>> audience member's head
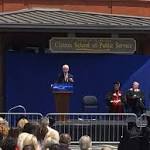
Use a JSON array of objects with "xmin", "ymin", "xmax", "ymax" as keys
[
  {"xmin": 0, "ymin": 117, "xmax": 9, "ymax": 126},
  {"xmin": 22, "ymin": 133, "xmax": 39, "ymax": 150},
  {"xmin": 40, "ymin": 117, "xmax": 49, "ymax": 127},
  {"xmin": 59, "ymin": 133, "xmax": 71, "ymax": 145},
  {"xmin": 79, "ymin": 135, "xmax": 92, "ymax": 150},
  {"xmin": 127, "ymin": 116, "xmax": 137, "ymax": 129},
  {"xmin": 17, "ymin": 117, "xmax": 29, "ymax": 129},
  {"xmin": 1, "ymin": 136, "xmax": 17, "ymax": 150},
  {"xmin": 0, "ymin": 117, "xmax": 9, "ymax": 137},
  {"xmin": 23, "ymin": 123, "xmax": 36, "ymax": 135}
]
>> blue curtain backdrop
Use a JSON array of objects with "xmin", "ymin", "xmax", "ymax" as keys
[{"xmin": 5, "ymin": 52, "xmax": 150, "ymax": 114}]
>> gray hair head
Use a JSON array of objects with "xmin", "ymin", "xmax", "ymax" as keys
[
  {"xmin": 79, "ymin": 135, "xmax": 92, "ymax": 150},
  {"xmin": 40, "ymin": 117, "xmax": 49, "ymax": 126}
]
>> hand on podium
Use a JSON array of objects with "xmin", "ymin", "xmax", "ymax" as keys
[{"xmin": 68, "ymin": 77, "xmax": 74, "ymax": 83}]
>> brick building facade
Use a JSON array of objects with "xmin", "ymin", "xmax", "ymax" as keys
[{"xmin": 0, "ymin": 0, "xmax": 150, "ymax": 17}]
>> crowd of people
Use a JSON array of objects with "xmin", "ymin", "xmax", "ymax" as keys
[
  {"xmin": 0, "ymin": 116, "xmax": 114, "ymax": 150},
  {"xmin": 0, "ymin": 113, "xmax": 149, "ymax": 150}
]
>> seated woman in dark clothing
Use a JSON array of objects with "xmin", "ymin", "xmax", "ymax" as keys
[{"xmin": 106, "ymin": 81, "xmax": 125, "ymax": 113}]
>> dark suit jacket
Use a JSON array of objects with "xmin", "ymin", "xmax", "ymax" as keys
[
  {"xmin": 126, "ymin": 89, "xmax": 144, "ymax": 107},
  {"xmin": 57, "ymin": 72, "xmax": 74, "ymax": 83}
]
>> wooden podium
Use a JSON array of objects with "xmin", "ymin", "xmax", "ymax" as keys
[{"xmin": 51, "ymin": 83, "xmax": 73, "ymax": 121}]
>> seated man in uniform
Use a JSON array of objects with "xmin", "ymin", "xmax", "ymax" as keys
[{"xmin": 125, "ymin": 81, "xmax": 145, "ymax": 116}]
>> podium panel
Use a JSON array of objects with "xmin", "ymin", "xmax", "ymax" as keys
[
  {"xmin": 54, "ymin": 92, "xmax": 70, "ymax": 113},
  {"xmin": 51, "ymin": 83, "xmax": 73, "ymax": 121},
  {"xmin": 51, "ymin": 83, "xmax": 73, "ymax": 113}
]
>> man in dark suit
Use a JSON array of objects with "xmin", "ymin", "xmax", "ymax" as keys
[
  {"xmin": 57, "ymin": 64, "xmax": 74, "ymax": 83},
  {"xmin": 125, "ymin": 81, "xmax": 145, "ymax": 116}
]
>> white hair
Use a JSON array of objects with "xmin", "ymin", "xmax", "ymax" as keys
[
  {"xmin": 40, "ymin": 117, "xmax": 49, "ymax": 126},
  {"xmin": 79, "ymin": 135, "xmax": 92, "ymax": 150},
  {"xmin": 62, "ymin": 64, "xmax": 69, "ymax": 69},
  {"xmin": 133, "ymin": 81, "xmax": 139, "ymax": 86}
]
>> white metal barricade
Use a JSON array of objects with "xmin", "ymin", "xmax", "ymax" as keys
[
  {"xmin": 0, "ymin": 113, "xmax": 43, "ymax": 128},
  {"xmin": 0, "ymin": 111, "xmax": 146, "ymax": 144},
  {"xmin": 8, "ymin": 105, "xmax": 26, "ymax": 113},
  {"xmin": 46, "ymin": 113, "xmax": 137, "ymax": 144}
]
